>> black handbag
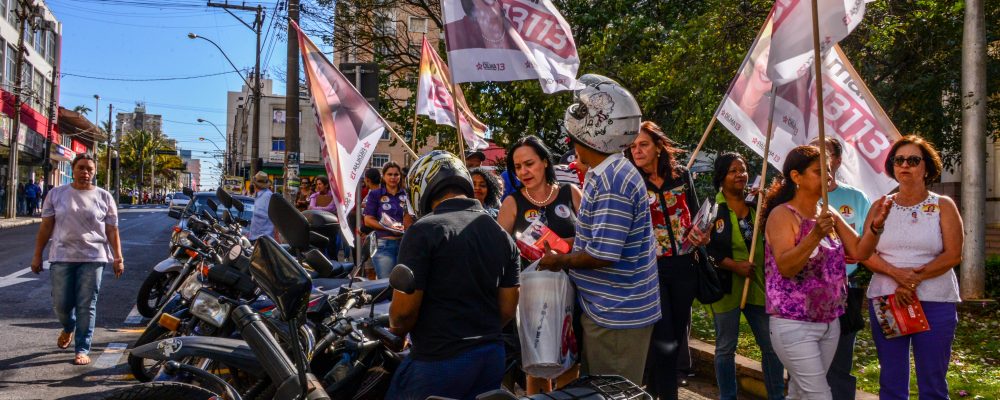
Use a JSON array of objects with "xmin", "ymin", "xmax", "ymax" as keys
[{"xmin": 693, "ymin": 247, "xmax": 726, "ymax": 304}]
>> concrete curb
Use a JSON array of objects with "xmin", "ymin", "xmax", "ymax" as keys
[
  {"xmin": 0, "ymin": 217, "xmax": 42, "ymax": 230},
  {"xmin": 689, "ymin": 338, "xmax": 878, "ymax": 399}
]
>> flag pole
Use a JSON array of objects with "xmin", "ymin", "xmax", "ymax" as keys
[
  {"xmin": 741, "ymin": 87, "xmax": 778, "ymax": 309},
  {"xmin": 452, "ymin": 85, "xmax": 467, "ymax": 156},
  {"xmin": 385, "ymin": 123, "xmax": 419, "ymax": 159},
  {"xmin": 810, "ymin": 0, "xmax": 829, "ymax": 205},
  {"xmin": 410, "ymin": 33, "xmax": 426, "ymax": 163},
  {"xmin": 686, "ymin": 116, "xmax": 717, "ymax": 169}
]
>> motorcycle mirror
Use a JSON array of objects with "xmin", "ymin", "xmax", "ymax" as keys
[
  {"xmin": 268, "ymin": 193, "xmax": 310, "ymax": 250},
  {"xmin": 389, "ymin": 264, "xmax": 416, "ymax": 295},
  {"xmin": 232, "ymin": 199, "xmax": 245, "ymax": 213},
  {"xmin": 207, "ymin": 198, "xmax": 220, "ymax": 213},
  {"xmin": 215, "ymin": 187, "xmax": 234, "ymax": 209},
  {"xmin": 221, "ymin": 209, "xmax": 234, "ymax": 225},
  {"xmin": 303, "ymin": 248, "xmax": 334, "ymax": 278},
  {"xmin": 309, "ymin": 232, "xmax": 329, "ymax": 251},
  {"xmin": 183, "ymin": 187, "xmax": 194, "ymax": 197}
]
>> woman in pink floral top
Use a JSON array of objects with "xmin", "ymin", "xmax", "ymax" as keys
[{"xmin": 763, "ymin": 145, "xmax": 890, "ymax": 399}]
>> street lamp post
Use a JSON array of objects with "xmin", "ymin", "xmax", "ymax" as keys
[
  {"xmin": 197, "ymin": 118, "xmax": 229, "ymax": 175},
  {"xmin": 188, "ymin": 31, "xmax": 260, "ymax": 178}
]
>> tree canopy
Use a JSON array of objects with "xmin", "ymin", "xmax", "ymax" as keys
[{"xmin": 307, "ymin": 0, "xmax": 997, "ymax": 167}]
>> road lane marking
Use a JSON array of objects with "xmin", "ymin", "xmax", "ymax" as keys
[
  {"xmin": 0, "ymin": 266, "xmax": 41, "ymax": 288},
  {"xmin": 92, "ymin": 343, "xmax": 128, "ymax": 370},
  {"xmin": 124, "ymin": 305, "xmax": 144, "ymax": 325}
]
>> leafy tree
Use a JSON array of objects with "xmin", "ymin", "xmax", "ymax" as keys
[
  {"xmin": 72, "ymin": 105, "xmax": 91, "ymax": 116},
  {"xmin": 304, "ymin": 0, "xmax": 998, "ymax": 166},
  {"xmin": 117, "ymin": 129, "xmax": 183, "ymax": 191}
]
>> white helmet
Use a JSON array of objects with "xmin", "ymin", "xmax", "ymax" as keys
[{"xmin": 562, "ymin": 74, "xmax": 642, "ymax": 154}]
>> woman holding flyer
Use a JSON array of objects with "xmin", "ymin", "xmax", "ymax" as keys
[
  {"xmin": 364, "ymin": 161, "xmax": 413, "ymax": 278},
  {"xmin": 860, "ymin": 136, "xmax": 963, "ymax": 400},
  {"xmin": 497, "ymin": 135, "xmax": 581, "ymax": 394},
  {"xmin": 763, "ymin": 145, "xmax": 890, "ymax": 399},
  {"xmin": 626, "ymin": 121, "xmax": 709, "ymax": 399}
]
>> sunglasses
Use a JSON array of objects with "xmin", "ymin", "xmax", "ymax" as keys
[{"xmin": 892, "ymin": 155, "xmax": 923, "ymax": 167}]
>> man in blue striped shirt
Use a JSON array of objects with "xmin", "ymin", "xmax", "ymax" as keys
[{"xmin": 538, "ymin": 75, "xmax": 660, "ymax": 385}]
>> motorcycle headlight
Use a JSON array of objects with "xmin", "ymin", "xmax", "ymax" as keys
[
  {"xmin": 227, "ymin": 244, "xmax": 242, "ymax": 263},
  {"xmin": 178, "ymin": 273, "xmax": 203, "ymax": 301},
  {"xmin": 191, "ymin": 290, "xmax": 231, "ymax": 328}
]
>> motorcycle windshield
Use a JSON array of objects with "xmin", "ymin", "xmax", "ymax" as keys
[{"xmin": 249, "ymin": 236, "xmax": 312, "ymax": 322}]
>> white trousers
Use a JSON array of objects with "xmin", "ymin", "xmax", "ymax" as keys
[{"xmin": 769, "ymin": 317, "xmax": 840, "ymax": 400}]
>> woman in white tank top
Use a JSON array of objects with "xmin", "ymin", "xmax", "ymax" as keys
[{"xmin": 861, "ymin": 135, "xmax": 964, "ymax": 400}]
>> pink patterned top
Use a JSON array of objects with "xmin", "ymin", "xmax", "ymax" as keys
[{"xmin": 765, "ymin": 205, "xmax": 846, "ymax": 323}]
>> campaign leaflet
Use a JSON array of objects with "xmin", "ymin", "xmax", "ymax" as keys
[
  {"xmin": 516, "ymin": 218, "xmax": 571, "ymax": 261},
  {"xmin": 379, "ymin": 213, "xmax": 404, "ymax": 235},
  {"xmin": 679, "ymin": 198, "xmax": 718, "ymax": 254},
  {"xmin": 871, "ymin": 294, "xmax": 931, "ymax": 339}
]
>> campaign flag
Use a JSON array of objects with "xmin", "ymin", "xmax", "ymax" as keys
[
  {"xmin": 717, "ymin": 14, "xmax": 900, "ymax": 199},
  {"xmin": 441, "ymin": 0, "xmax": 580, "ymax": 93},
  {"xmin": 415, "ymin": 37, "xmax": 489, "ymax": 150},
  {"xmin": 766, "ymin": 0, "xmax": 869, "ymax": 85},
  {"xmin": 293, "ymin": 21, "xmax": 385, "ymax": 244}
]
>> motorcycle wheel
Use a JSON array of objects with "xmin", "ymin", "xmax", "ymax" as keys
[
  {"xmin": 136, "ymin": 271, "xmax": 178, "ymax": 318},
  {"xmin": 102, "ymin": 382, "xmax": 218, "ymax": 400},
  {"xmin": 127, "ymin": 324, "xmax": 174, "ymax": 382}
]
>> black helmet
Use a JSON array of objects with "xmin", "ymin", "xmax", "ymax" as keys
[{"xmin": 405, "ymin": 150, "xmax": 474, "ymax": 218}]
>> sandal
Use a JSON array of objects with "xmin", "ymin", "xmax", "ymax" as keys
[
  {"xmin": 57, "ymin": 331, "xmax": 73, "ymax": 349},
  {"xmin": 74, "ymin": 353, "xmax": 91, "ymax": 365}
]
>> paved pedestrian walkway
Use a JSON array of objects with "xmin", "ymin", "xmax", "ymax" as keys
[{"xmin": 0, "ymin": 216, "xmax": 42, "ymax": 230}]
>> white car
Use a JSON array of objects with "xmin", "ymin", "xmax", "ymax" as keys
[{"xmin": 168, "ymin": 192, "xmax": 190, "ymax": 214}]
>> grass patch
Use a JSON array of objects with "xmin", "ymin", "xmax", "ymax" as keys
[{"xmin": 690, "ymin": 301, "xmax": 1000, "ymax": 399}]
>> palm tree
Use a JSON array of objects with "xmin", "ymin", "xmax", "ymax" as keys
[
  {"xmin": 119, "ymin": 129, "xmax": 183, "ymax": 191},
  {"xmin": 72, "ymin": 105, "xmax": 91, "ymax": 116}
]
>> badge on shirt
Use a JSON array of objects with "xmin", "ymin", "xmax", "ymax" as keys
[
  {"xmin": 554, "ymin": 204, "xmax": 572, "ymax": 219},
  {"xmin": 380, "ymin": 196, "xmax": 390, "ymax": 203},
  {"xmin": 715, "ymin": 218, "xmax": 725, "ymax": 233},
  {"xmin": 524, "ymin": 209, "xmax": 540, "ymax": 223},
  {"xmin": 921, "ymin": 204, "xmax": 938, "ymax": 214},
  {"xmin": 838, "ymin": 205, "xmax": 854, "ymax": 219}
]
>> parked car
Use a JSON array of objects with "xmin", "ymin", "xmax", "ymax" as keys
[{"xmin": 167, "ymin": 192, "xmax": 190, "ymax": 213}]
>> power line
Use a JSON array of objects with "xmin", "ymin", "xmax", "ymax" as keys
[{"xmin": 61, "ymin": 70, "xmax": 244, "ymax": 82}]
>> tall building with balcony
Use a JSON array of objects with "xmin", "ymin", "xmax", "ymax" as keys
[
  {"xmin": 115, "ymin": 102, "xmax": 163, "ymax": 136},
  {"xmin": 0, "ymin": 0, "xmax": 65, "ymax": 193}
]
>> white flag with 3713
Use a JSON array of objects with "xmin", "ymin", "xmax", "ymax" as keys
[
  {"xmin": 293, "ymin": 21, "xmax": 385, "ymax": 244},
  {"xmin": 717, "ymin": 11, "xmax": 900, "ymax": 199},
  {"xmin": 441, "ymin": 0, "xmax": 580, "ymax": 93},
  {"xmin": 766, "ymin": 0, "xmax": 871, "ymax": 85}
]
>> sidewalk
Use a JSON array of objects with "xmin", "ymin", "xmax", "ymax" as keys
[{"xmin": 0, "ymin": 216, "xmax": 42, "ymax": 230}]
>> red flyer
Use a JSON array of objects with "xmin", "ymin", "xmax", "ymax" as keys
[
  {"xmin": 871, "ymin": 294, "xmax": 931, "ymax": 339},
  {"xmin": 516, "ymin": 219, "xmax": 571, "ymax": 261}
]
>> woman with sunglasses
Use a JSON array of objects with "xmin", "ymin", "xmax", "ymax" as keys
[{"xmin": 861, "ymin": 135, "xmax": 963, "ymax": 399}]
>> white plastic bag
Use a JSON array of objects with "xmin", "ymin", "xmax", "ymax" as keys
[{"xmin": 516, "ymin": 261, "xmax": 577, "ymax": 379}]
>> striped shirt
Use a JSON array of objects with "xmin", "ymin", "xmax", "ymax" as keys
[{"xmin": 570, "ymin": 153, "xmax": 661, "ymax": 329}]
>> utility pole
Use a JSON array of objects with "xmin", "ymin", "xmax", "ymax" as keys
[
  {"xmin": 106, "ymin": 104, "xmax": 112, "ymax": 192},
  {"xmin": 43, "ymin": 31, "xmax": 59, "ymax": 194},
  {"xmin": 207, "ymin": 1, "xmax": 263, "ymax": 178},
  {"xmin": 4, "ymin": 0, "xmax": 41, "ymax": 219},
  {"xmin": 960, "ymin": 0, "xmax": 986, "ymax": 300},
  {"xmin": 283, "ymin": 0, "xmax": 301, "ymax": 200}
]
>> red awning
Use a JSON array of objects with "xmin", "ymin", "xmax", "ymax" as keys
[
  {"xmin": 481, "ymin": 141, "xmax": 506, "ymax": 167},
  {"xmin": 1, "ymin": 88, "xmax": 58, "ymax": 140}
]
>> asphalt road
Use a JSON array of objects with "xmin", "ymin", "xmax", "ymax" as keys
[{"xmin": 0, "ymin": 205, "xmax": 176, "ymax": 400}]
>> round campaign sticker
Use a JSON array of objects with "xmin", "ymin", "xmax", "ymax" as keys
[
  {"xmin": 380, "ymin": 196, "xmax": 390, "ymax": 203},
  {"xmin": 554, "ymin": 204, "xmax": 572, "ymax": 219},
  {"xmin": 839, "ymin": 205, "xmax": 854, "ymax": 219},
  {"xmin": 715, "ymin": 219, "xmax": 725, "ymax": 233},
  {"xmin": 382, "ymin": 203, "xmax": 392, "ymax": 211},
  {"xmin": 524, "ymin": 209, "xmax": 540, "ymax": 222}
]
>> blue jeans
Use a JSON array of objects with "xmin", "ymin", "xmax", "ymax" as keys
[
  {"xmin": 713, "ymin": 305, "xmax": 785, "ymax": 400},
  {"xmin": 50, "ymin": 262, "xmax": 105, "ymax": 354},
  {"xmin": 386, "ymin": 341, "xmax": 505, "ymax": 400},
  {"xmin": 372, "ymin": 238, "xmax": 399, "ymax": 279}
]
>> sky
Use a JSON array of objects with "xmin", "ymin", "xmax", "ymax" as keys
[{"xmin": 47, "ymin": 0, "xmax": 309, "ymax": 189}]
